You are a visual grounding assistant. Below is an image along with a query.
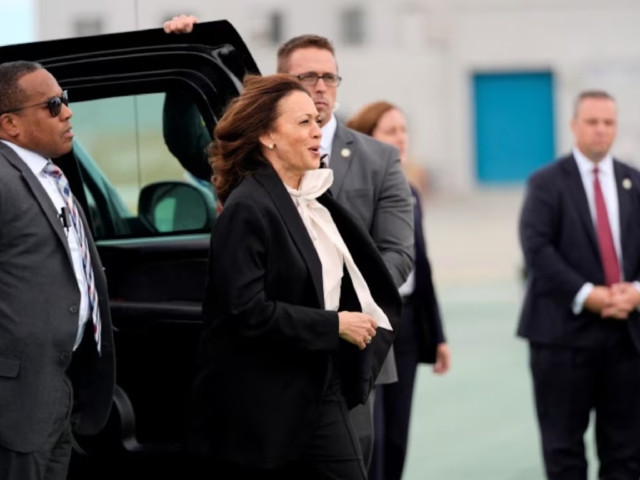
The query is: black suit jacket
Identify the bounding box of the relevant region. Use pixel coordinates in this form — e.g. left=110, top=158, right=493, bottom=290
left=517, top=154, right=640, bottom=350
left=410, top=187, right=446, bottom=363
left=188, top=162, right=401, bottom=468
left=0, top=142, right=115, bottom=453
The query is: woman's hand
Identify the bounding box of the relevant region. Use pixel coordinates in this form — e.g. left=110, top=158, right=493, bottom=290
left=338, top=311, right=377, bottom=350
left=433, top=343, right=451, bottom=375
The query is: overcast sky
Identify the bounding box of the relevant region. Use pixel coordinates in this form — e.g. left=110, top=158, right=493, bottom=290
left=0, top=1, right=34, bottom=46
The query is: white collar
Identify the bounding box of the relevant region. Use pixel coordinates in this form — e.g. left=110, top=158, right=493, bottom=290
left=320, top=115, right=337, bottom=159
left=286, top=168, right=334, bottom=200
left=573, top=146, right=613, bottom=177
left=0, top=139, right=49, bottom=176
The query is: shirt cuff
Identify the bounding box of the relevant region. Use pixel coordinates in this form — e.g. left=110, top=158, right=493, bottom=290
left=572, top=283, right=594, bottom=315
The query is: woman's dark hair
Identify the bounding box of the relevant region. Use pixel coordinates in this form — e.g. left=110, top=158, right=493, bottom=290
left=346, top=100, right=397, bottom=137
left=210, top=74, right=308, bottom=202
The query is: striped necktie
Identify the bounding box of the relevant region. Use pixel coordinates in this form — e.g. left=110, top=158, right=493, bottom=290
left=44, top=162, right=102, bottom=354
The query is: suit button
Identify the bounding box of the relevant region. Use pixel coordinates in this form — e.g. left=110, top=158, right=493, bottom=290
left=69, top=305, right=78, bottom=314
left=59, top=351, right=70, bottom=366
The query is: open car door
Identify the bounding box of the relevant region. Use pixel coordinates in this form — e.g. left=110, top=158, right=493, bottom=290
left=0, top=20, right=260, bottom=478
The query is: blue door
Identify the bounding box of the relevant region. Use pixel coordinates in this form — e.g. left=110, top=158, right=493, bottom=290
left=473, top=72, right=555, bottom=183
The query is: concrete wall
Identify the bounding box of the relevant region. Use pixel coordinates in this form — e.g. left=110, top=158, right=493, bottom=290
left=37, top=0, right=640, bottom=192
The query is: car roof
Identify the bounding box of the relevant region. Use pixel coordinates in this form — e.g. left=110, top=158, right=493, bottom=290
left=0, top=20, right=261, bottom=128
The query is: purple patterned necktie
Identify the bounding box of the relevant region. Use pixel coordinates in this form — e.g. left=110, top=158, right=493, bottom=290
left=44, top=162, right=102, bottom=354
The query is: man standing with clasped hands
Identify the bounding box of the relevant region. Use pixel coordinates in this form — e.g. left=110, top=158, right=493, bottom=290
left=0, top=61, right=115, bottom=480
left=518, top=90, right=640, bottom=480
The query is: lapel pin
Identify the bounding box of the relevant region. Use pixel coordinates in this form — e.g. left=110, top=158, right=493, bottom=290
left=623, top=178, right=632, bottom=190
left=341, top=148, right=351, bottom=158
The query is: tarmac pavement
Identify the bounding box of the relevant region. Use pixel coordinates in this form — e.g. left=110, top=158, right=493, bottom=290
left=402, top=187, right=599, bottom=480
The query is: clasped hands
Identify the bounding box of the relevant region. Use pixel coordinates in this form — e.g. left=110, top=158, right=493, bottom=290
left=585, top=283, right=640, bottom=320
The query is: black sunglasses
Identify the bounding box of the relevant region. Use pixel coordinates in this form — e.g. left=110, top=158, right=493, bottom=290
left=1, top=90, right=69, bottom=117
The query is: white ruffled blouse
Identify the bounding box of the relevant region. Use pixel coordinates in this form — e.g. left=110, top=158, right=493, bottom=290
left=286, top=169, right=392, bottom=330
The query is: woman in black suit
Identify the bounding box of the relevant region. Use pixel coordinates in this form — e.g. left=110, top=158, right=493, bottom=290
left=187, top=75, right=401, bottom=479
left=347, top=101, right=451, bottom=480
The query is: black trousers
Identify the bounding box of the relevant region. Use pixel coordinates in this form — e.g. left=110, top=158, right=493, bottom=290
left=0, top=376, right=73, bottom=480
left=194, top=377, right=367, bottom=480
left=348, top=387, right=375, bottom=470
left=530, top=327, right=640, bottom=480
left=369, top=300, right=420, bottom=480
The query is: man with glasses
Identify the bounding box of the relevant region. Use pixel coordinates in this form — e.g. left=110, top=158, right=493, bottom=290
left=0, top=61, right=115, bottom=480
left=163, top=16, right=414, bottom=471
left=275, top=34, right=413, bottom=285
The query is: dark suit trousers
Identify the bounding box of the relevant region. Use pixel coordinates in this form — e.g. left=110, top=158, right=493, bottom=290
left=530, top=326, right=640, bottom=480
left=349, top=388, right=375, bottom=470
left=193, top=376, right=367, bottom=480
left=369, top=299, right=420, bottom=480
left=0, top=376, right=73, bottom=480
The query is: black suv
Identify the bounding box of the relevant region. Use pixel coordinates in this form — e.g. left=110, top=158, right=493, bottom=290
left=0, top=21, right=260, bottom=478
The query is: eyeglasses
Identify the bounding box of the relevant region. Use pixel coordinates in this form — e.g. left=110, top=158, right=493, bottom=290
left=1, top=90, right=69, bottom=117
left=295, top=73, right=342, bottom=87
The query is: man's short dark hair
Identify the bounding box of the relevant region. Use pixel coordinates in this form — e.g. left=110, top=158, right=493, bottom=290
left=0, top=61, right=43, bottom=115
left=276, top=35, right=336, bottom=73
left=573, top=90, right=615, bottom=117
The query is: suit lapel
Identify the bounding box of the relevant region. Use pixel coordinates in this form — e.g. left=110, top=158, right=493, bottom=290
left=561, top=155, right=599, bottom=255
left=253, top=164, right=325, bottom=307
left=411, top=187, right=429, bottom=286
left=614, top=160, right=636, bottom=280
left=0, top=144, right=73, bottom=262
left=329, top=123, right=354, bottom=197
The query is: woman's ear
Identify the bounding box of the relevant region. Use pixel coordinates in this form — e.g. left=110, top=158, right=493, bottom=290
left=259, top=133, right=275, bottom=151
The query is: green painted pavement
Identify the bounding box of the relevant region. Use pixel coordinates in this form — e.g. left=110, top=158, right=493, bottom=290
left=402, top=280, right=599, bottom=480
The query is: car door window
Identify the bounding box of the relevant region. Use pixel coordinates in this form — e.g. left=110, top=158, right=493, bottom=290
left=70, top=92, right=215, bottom=240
